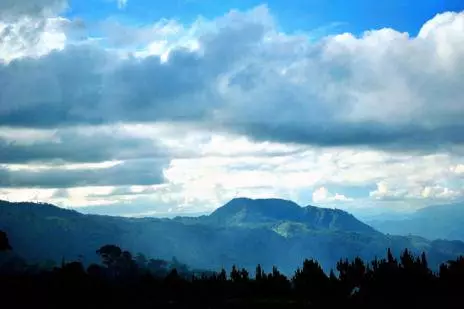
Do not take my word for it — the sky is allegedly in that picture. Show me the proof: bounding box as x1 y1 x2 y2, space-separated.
1 0 464 218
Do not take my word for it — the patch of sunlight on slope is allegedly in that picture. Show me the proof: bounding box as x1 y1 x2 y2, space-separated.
272 222 309 238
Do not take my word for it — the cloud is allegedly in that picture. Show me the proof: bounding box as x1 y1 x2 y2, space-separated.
116 0 127 10
0 124 299 165
103 0 128 10
312 187 352 204
160 137 464 210
451 164 464 174
0 126 175 164
1 131 463 213
0 0 67 20
0 158 166 188
0 186 123 207
0 43 216 126
369 181 463 201
0 7 462 151
0 16 70 63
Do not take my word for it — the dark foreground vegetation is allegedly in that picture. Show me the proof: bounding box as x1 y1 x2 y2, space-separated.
1 230 464 308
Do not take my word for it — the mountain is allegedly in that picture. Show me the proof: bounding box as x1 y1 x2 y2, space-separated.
1 198 464 274
175 198 378 234
368 203 464 242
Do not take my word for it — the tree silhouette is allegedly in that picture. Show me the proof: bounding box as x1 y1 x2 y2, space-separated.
96 244 122 268
147 258 169 277
255 264 263 281
337 256 366 295
170 256 189 277
240 268 249 281
420 252 427 267
0 231 12 251
218 268 227 281
96 244 124 278
135 252 148 268
293 259 330 304
2 241 464 308
230 265 240 282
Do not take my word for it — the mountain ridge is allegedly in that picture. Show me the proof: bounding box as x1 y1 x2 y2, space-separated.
201 197 379 234
368 202 464 241
1 198 464 274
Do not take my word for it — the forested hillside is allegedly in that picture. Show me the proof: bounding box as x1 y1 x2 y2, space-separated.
1 198 464 274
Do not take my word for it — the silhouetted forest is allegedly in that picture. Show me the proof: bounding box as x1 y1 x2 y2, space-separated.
1 230 463 308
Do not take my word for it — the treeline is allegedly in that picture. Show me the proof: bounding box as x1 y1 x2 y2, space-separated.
1 230 464 308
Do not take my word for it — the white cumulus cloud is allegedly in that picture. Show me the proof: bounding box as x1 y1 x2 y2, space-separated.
312 187 352 204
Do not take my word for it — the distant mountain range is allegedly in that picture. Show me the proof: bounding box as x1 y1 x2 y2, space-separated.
368 203 464 242
1 198 464 274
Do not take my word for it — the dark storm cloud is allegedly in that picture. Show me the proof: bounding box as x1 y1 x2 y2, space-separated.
0 129 172 164
0 45 217 127
227 122 464 151
0 158 167 188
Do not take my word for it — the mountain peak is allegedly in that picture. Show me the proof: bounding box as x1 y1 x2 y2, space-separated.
211 197 301 218
223 197 301 209
208 198 378 234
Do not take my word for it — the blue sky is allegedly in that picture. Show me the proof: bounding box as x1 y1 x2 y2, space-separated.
1 0 464 217
67 0 464 36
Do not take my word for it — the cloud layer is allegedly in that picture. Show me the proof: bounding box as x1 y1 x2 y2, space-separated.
1 2 463 215
1 6 464 151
